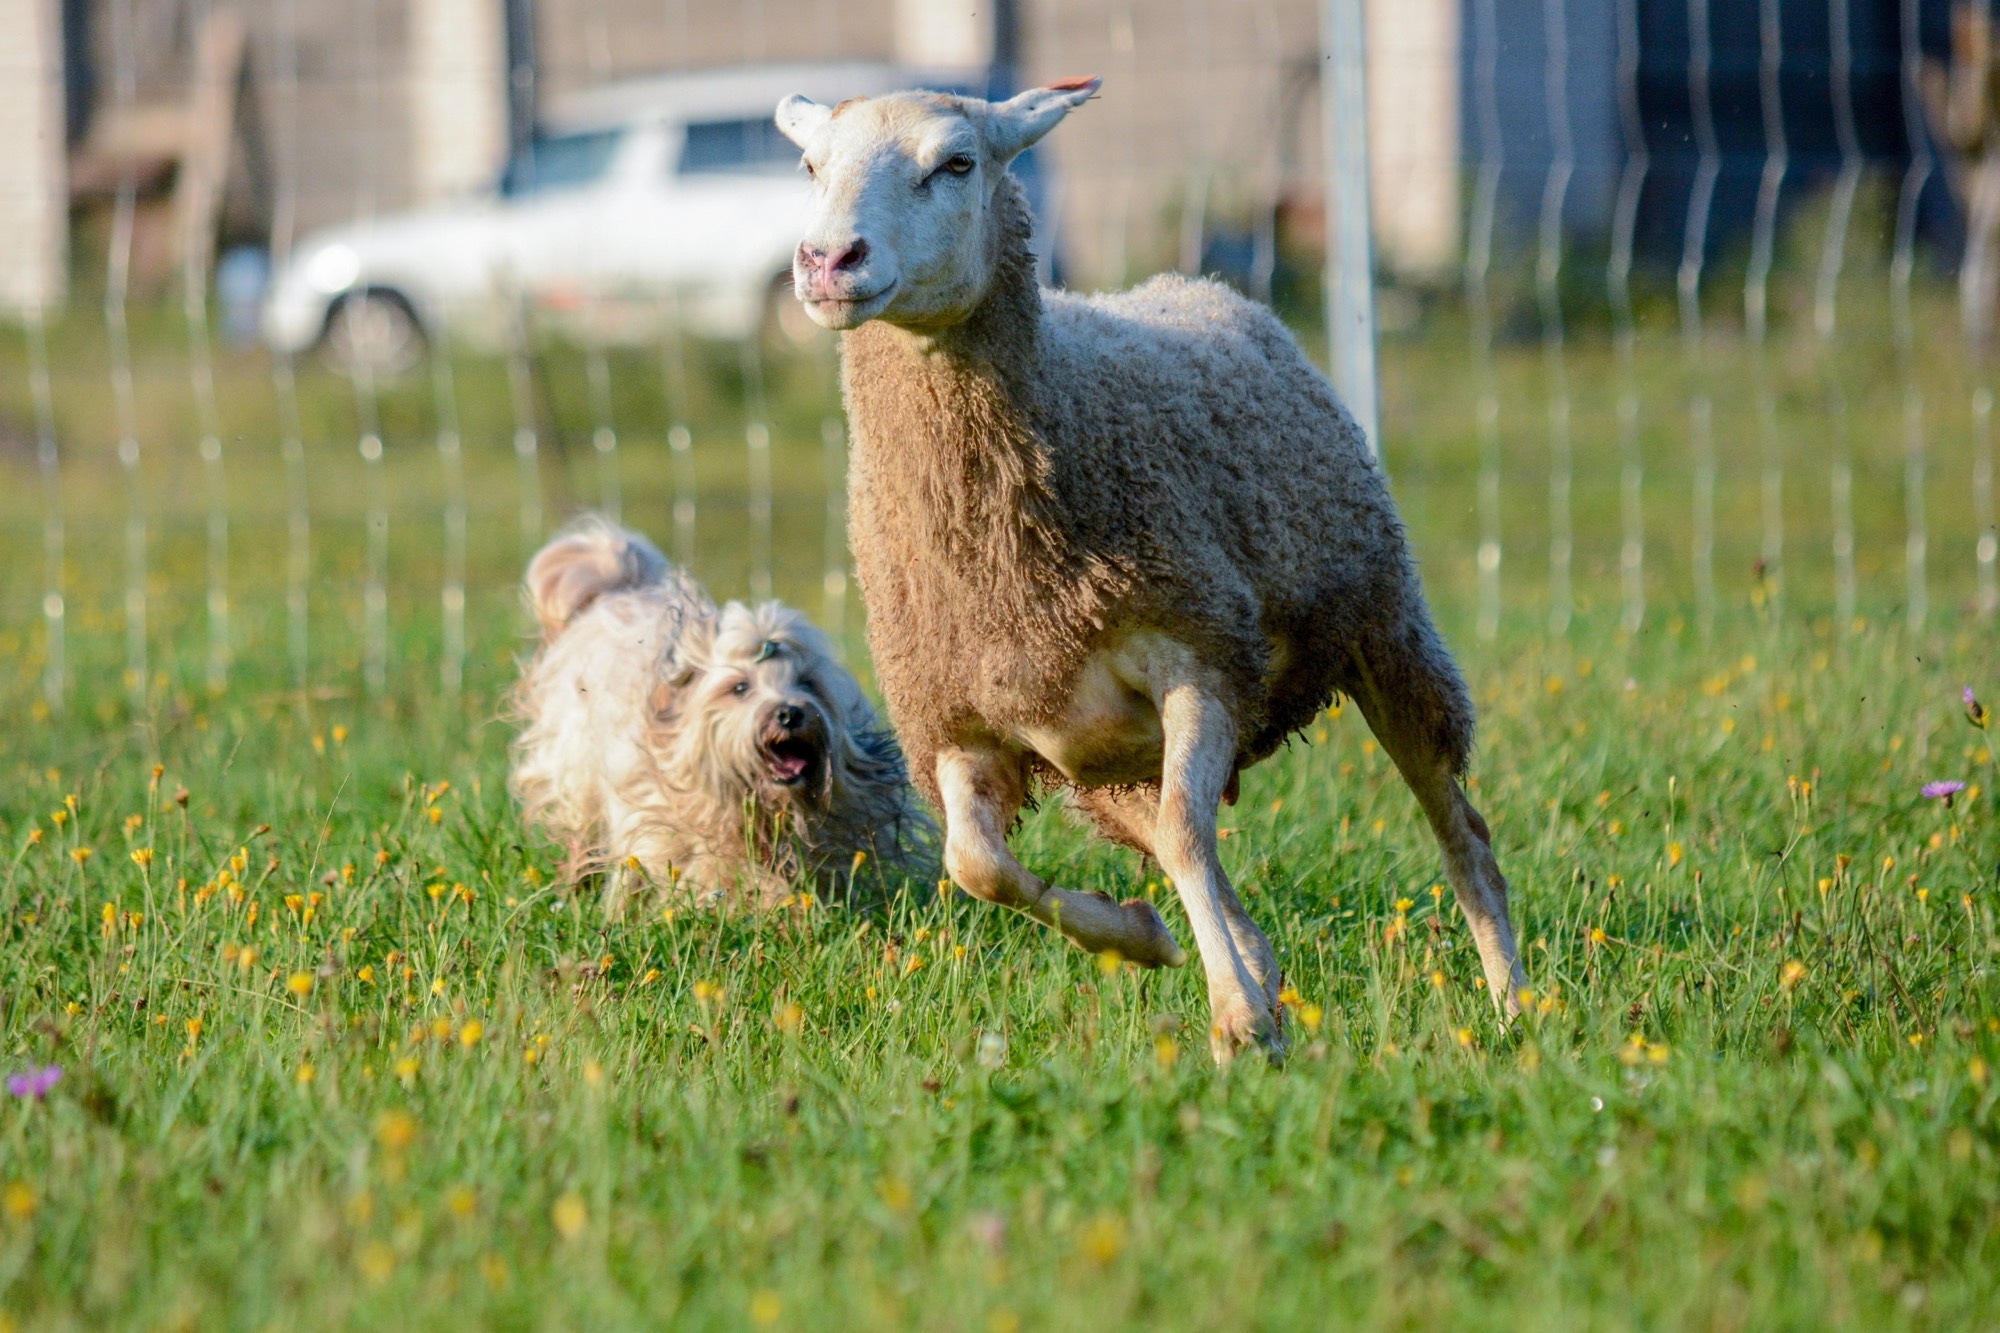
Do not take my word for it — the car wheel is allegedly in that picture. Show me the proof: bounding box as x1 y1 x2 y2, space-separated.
320 289 426 378
764 273 829 351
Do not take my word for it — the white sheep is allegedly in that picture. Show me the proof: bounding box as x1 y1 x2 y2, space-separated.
776 78 1527 1060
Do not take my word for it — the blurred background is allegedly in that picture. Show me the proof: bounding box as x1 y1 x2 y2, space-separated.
0 0 1994 716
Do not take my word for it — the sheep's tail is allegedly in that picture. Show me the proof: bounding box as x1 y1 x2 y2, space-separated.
524 516 671 637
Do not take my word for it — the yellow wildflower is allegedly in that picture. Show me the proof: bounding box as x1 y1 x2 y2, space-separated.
551 1193 587 1240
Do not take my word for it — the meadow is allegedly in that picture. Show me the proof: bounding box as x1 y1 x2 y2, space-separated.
0 263 1996 1329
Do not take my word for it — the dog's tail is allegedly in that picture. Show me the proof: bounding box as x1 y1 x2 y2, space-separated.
524 516 670 637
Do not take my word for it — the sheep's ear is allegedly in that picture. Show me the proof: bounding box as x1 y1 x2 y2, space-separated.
775 94 832 148
983 76 1100 161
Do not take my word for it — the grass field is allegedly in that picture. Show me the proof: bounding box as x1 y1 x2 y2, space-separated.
0 271 1998 1328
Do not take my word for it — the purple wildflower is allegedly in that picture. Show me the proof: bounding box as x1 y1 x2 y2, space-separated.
1922 780 1968 807
1967 686 1990 730
5 1065 61 1100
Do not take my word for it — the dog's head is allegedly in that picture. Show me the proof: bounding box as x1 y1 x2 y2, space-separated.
656 600 900 814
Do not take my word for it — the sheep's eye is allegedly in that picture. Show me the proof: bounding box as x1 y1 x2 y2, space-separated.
730 680 750 697
944 154 975 176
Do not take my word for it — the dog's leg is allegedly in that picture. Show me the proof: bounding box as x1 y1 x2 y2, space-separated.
937 745 1184 967
1350 670 1527 1018
1143 679 1285 1064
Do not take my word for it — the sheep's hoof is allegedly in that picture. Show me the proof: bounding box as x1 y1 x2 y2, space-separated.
1208 995 1287 1067
1117 898 1187 968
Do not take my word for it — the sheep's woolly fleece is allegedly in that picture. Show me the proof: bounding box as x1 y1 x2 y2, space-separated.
508 518 936 909
839 177 1474 827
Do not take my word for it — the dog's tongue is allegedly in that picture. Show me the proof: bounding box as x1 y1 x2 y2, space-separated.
770 750 809 781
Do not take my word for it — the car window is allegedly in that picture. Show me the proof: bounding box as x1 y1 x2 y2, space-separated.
677 117 800 176
501 129 623 197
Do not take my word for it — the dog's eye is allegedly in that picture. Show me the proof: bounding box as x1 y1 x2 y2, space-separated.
731 680 749 697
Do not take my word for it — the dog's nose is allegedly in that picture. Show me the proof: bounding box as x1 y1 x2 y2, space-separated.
774 704 805 731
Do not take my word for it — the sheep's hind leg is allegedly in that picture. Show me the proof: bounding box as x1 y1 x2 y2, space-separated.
937 746 1185 967
1148 683 1285 1064
1350 671 1528 1018
1074 785 1283 1014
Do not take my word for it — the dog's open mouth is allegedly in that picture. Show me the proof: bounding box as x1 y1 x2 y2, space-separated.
762 734 824 787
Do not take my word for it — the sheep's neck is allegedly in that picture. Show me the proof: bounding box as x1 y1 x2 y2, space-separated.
842 195 1064 579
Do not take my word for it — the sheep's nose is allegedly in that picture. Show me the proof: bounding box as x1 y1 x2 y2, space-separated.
774 704 805 730
797 239 868 275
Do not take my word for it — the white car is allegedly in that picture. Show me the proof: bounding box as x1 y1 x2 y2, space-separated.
263 62 978 372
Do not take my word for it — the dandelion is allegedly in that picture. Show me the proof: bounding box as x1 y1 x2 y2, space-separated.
357 1242 396 1283
130 848 153 868
1921 780 1967 808
1079 1213 1127 1266
3 1182 35 1221
1299 1003 1323 1033
583 1059 604 1087
296 1063 316 1086
1097 949 1123 977
5 1066 61 1101
286 972 314 998
1152 1033 1179 1070
551 1193 587 1240
375 1110 418 1152
1780 960 1807 991
1667 842 1684 869
1455 1027 1475 1048
750 1292 783 1326
458 1020 484 1047
69 847 92 865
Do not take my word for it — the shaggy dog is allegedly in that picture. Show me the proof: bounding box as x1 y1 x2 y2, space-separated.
509 518 934 912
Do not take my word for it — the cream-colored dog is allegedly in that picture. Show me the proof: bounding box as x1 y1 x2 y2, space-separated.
509 518 935 912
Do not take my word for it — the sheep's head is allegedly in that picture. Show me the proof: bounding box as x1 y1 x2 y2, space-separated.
775 78 1099 331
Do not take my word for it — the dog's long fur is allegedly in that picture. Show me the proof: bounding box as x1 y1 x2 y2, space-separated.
509 518 935 912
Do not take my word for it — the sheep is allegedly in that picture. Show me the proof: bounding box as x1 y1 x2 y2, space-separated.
774 78 1527 1061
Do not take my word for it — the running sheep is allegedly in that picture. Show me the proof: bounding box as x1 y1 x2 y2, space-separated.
776 77 1527 1061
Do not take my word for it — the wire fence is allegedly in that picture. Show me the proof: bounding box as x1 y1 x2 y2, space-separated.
3 0 1998 716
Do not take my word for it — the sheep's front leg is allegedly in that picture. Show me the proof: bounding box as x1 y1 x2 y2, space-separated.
1152 683 1286 1064
937 745 1185 967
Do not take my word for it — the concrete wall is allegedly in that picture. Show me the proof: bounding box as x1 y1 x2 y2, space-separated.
0 0 67 311
408 0 506 205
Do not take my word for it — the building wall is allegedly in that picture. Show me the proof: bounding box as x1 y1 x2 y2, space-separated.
26 0 1463 304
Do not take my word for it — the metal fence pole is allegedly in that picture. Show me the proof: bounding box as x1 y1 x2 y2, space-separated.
1320 0 1380 462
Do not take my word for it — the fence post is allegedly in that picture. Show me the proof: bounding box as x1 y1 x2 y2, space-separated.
1321 0 1380 462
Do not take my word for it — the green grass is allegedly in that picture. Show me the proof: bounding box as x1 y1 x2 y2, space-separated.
0 266 1997 1328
